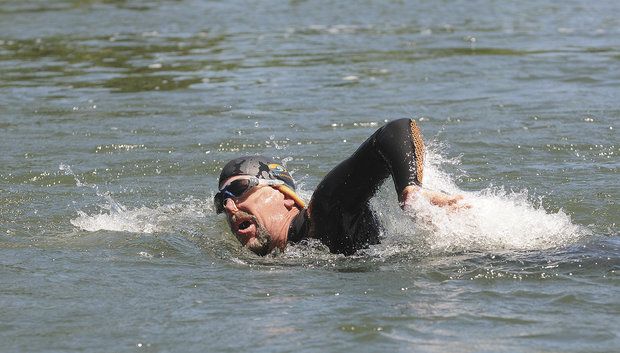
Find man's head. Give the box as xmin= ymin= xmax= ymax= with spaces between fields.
xmin=214 ymin=156 xmax=305 ymax=255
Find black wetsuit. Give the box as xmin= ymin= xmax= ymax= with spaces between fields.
xmin=287 ymin=118 xmax=425 ymax=255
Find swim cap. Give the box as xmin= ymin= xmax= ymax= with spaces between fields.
xmin=218 ymin=156 xmax=305 ymax=208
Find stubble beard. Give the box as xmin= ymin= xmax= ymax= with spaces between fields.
xmin=249 ymin=223 xmax=272 ymax=256
xmin=234 ymin=210 xmax=273 ymax=256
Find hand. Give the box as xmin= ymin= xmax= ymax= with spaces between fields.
xmin=422 ymin=189 xmax=464 ymax=207
xmin=401 ymin=185 xmax=470 ymax=211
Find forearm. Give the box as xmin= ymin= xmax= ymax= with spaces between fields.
xmin=311 ymin=118 xmax=425 ymax=211
xmin=372 ymin=118 xmax=425 ymax=201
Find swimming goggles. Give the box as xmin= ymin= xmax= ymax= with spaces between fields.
xmin=214 ymin=177 xmax=285 ymax=214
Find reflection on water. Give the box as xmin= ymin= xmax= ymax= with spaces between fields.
xmin=0 ymin=33 xmax=228 ymax=92
xmin=4 ymin=33 xmax=617 ymax=93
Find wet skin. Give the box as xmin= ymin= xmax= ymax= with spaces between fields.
xmin=220 ymin=176 xmax=300 ymax=255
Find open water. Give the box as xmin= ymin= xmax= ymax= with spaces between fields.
xmin=1 ymin=0 xmax=618 ymax=352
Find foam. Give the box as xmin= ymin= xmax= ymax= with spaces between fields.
xmin=69 ymin=198 xmax=211 ymax=234
xmin=372 ymin=143 xmax=588 ymax=256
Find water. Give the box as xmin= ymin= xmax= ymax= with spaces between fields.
xmin=1 ymin=0 xmax=618 ymax=351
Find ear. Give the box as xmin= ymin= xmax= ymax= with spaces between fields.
xmin=283 ymin=196 xmax=296 ymax=210
xmin=274 ymin=185 xmax=301 ymax=210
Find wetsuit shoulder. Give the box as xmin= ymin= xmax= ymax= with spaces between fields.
xmin=307 ymin=118 xmax=425 ymax=255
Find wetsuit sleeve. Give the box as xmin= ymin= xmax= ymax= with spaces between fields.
xmin=308 ymin=118 xmax=424 ymax=254
xmin=313 ymin=118 xmax=424 ymax=208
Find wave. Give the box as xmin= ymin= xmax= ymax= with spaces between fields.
xmin=69 ymin=198 xmax=211 ymax=234
xmin=60 ymin=163 xmax=212 ymax=234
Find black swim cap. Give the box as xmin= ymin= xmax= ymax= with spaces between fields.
xmin=218 ymin=155 xmax=296 ymax=191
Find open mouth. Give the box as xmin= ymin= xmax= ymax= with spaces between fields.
xmin=238 ymin=220 xmax=252 ymax=230
xmin=227 ymin=212 xmax=270 ymax=255
xmin=231 ymin=214 xmax=257 ymax=241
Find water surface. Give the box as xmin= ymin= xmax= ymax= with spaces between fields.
xmin=1 ymin=0 xmax=618 ymax=352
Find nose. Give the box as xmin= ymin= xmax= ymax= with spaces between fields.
xmin=223 ymin=198 xmax=238 ymax=214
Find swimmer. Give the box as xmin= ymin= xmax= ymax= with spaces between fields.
xmin=214 ymin=118 xmax=466 ymax=256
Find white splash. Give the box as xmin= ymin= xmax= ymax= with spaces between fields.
xmin=372 ymin=144 xmax=588 ymax=255
xmin=405 ymin=188 xmax=584 ymax=253
xmin=70 ymin=198 xmax=211 ymax=234
xmin=60 ymin=163 xmax=211 ymax=234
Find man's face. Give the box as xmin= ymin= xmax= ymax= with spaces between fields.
xmin=219 ymin=176 xmax=291 ymax=255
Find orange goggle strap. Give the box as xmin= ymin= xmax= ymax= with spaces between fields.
xmin=275 ymin=184 xmax=306 ymax=209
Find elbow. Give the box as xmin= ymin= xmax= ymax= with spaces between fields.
xmin=374 ymin=118 xmax=413 ymax=146
xmin=381 ymin=118 xmax=412 ymax=134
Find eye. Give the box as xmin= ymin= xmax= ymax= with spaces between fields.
xmin=226 ymin=179 xmax=251 ymax=196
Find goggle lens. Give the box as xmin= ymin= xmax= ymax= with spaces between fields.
xmin=213 ymin=178 xmax=258 ymax=214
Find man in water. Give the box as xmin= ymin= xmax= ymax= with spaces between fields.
xmin=213 ymin=118 xmax=464 ymax=256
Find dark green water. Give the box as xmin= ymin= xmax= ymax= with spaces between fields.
xmin=1 ymin=0 xmax=618 ymax=352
